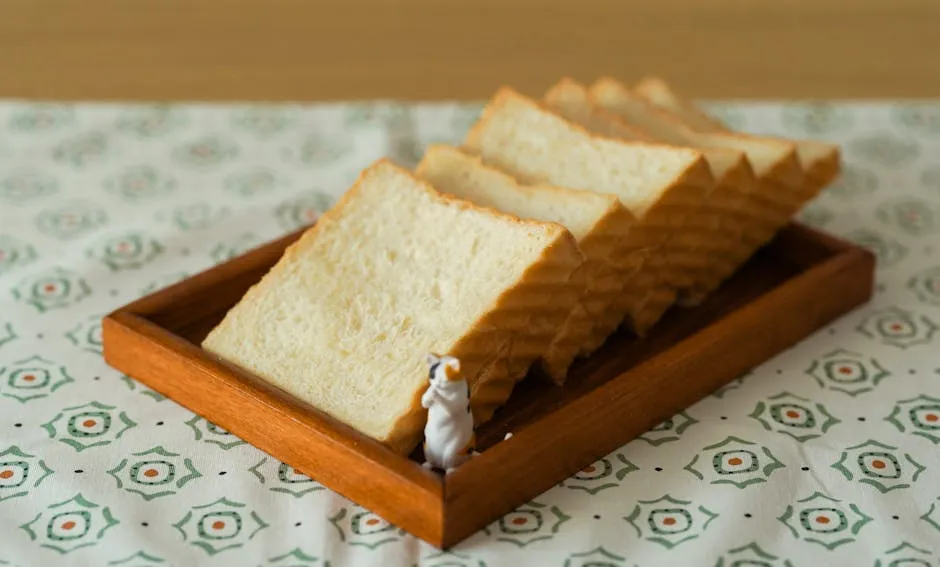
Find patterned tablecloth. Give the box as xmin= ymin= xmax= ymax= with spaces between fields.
xmin=0 ymin=98 xmax=939 ymax=567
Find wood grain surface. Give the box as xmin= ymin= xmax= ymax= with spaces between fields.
xmin=100 ymin=222 xmax=874 ymax=549
xmin=5 ymin=0 xmax=940 ymax=102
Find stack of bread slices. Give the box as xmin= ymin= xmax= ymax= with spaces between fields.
xmin=202 ymin=77 xmax=841 ymax=456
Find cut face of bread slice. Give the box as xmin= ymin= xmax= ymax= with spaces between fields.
xmin=202 ymin=160 xmax=585 ymax=455
xmin=464 ymin=86 xmax=716 ymax=335
xmin=415 ymin=144 xmax=646 ymax=383
xmin=549 ymin=78 xmax=755 ymax=309
xmin=633 ymin=76 xmax=841 ymax=198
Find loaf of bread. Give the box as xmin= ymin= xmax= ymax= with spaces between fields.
xmin=202 ymin=160 xmax=585 ymax=455
xmin=415 ymin=144 xmax=647 ymax=383
xmin=464 ymin=86 xmax=716 ymax=335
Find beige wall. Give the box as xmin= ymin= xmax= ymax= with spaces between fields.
xmin=4 ymin=0 xmax=940 ymax=101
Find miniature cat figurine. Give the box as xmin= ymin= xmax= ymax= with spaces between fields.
xmin=421 ymin=353 xmax=476 ymax=474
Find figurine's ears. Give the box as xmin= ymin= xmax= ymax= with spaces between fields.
xmin=426 ymin=352 xmax=441 ymax=366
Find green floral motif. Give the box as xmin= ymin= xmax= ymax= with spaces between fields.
xmin=274 ymin=192 xmax=333 ymax=231
xmin=715 ymin=542 xmax=793 ymax=567
xmin=107 ymin=550 xmax=166 ymax=566
xmin=169 ymin=202 xmax=230 ymax=230
xmin=173 ymin=136 xmax=238 ymax=167
xmin=885 ymin=394 xmax=940 ymax=444
xmin=796 ymin=203 xmax=833 ymax=228
xmin=921 ymin=498 xmax=940 ymax=534
xmin=831 ymin=440 xmax=925 ymax=493
xmin=19 ymin=493 xmax=118 ymax=554
xmin=0 ymin=355 xmax=75 ymax=403
xmin=781 ymin=103 xmax=853 ymax=134
xmin=247 ymin=457 xmax=324 ymax=497
xmin=415 ymin=550 xmax=487 ymax=567
xmin=806 ymin=348 xmax=891 ymax=395
xmin=876 ymin=197 xmax=940 ymax=236
xmin=231 ymin=107 xmax=298 ymax=136
xmin=637 ymin=411 xmax=698 ymax=446
xmin=116 ymin=106 xmax=184 ymax=137
xmin=104 ymin=165 xmax=176 ymax=202
xmin=118 ymin=374 xmax=165 ymax=402
xmin=65 ymin=314 xmax=103 ymax=354
xmin=52 ymin=131 xmax=109 ymax=166
xmin=778 ymin=491 xmax=871 ymax=550
xmin=8 ymin=104 xmax=73 ymax=131
xmin=88 ymin=232 xmax=164 ymax=271
xmin=624 ymin=495 xmax=718 ymax=549
xmin=0 ymin=446 xmax=54 ymax=502
xmin=35 ymin=201 xmax=108 ymax=240
xmin=210 ymin=233 xmax=263 ymax=264
xmin=107 ymin=446 xmax=202 ymax=500
xmin=749 ymin=392 xmax=840 ymax=442
xmin=0 ymin=171 xmax=59 ymax=203
xmin=827 ymin=165 xmax=879 ymax=199
xmin=892 ymin=103 xmax=940 ymax=133
xmin=296 ymin=133 xmax=353 ymax=166
xmin=907 ymin=265 xmax=940 ymax=305
xmin=0 ymin=323 xmax=16 ymax=351
xmin=856 ymin=307 xmax=939 ymax=349
xmin=0 ymin=234 xmax=37 ymax=275
xmin=12 ymin=267 xmax=92 ymax=312
xmin=561 ymin=453 xmax=638 ymax=494
xmin=561 ymin=547 xmax=629 ymax=567
xmin=342 ymin=103 xmax=409 ymax=127
xmin=262 ymin=548 xmax=320 ymax=566
xmin=483 ymin=500 xmax=570 ymax=547
xmin=42 ymin=401 xmax=137 ymax=452
xmin=713 ymin=373 xmax=748 ymax=399
xmin=388 ymin=135 xmax=427 ymax=169
xmin=185 ymin=416 xmax=245 ymax=449
xmin=844 ymin=229 xmax=908 ymax=268
xmin=329 ymin=505 xmax=405 ymax=549
xmin=173 ymin=497 xmax=269 ymax=556
xmin=684 ymin=436 xmax=785 ymax=488
xmin=224 ymin=168 xmax=282 ymax=197
xmin=873 ymin=542 xmax=934 ymax=567
xmin=849 ymin=133 xmax=920 ymax=166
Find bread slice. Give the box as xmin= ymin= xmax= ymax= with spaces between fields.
xmin=415 ymin=144 xmax=646 ymax=383
xmin=546 ymin=78 xmax=754 ymax=305
xmin=633 ymin=76 xmax=841 ymax=199
xmin=590 ymin=77 xmax=808 ymax=302
xmin=463 ymin=86 xmax=716 ymax=335
xmin=202 ymin=160 xmax=585 ymax=455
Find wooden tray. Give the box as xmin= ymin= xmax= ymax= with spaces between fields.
xmin=101 ymin=222 xmax=875 ymax=549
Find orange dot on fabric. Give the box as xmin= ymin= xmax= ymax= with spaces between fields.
xmin=662 ymin=517 xmax=676 ymax=526
xmin=728 ymin=457 xmax=743 ymax=466
xmin=872 ymin=460 xmax=886 ymax=469
xmin=306 ymin=210 xmax=317 ymax=220
xmin=815 ymin=516 xmax=830 ymax=524
xmin=44 ymin=284 xmax=56 ymax=292
xmin=366 ymin=518 xmax=380 ymax=526
xmin=890 ymin=323 xmax=903 ymax=331
xmin=511 ymin=517 xmax=527 ymax=525
xmin=926 ymin=414 xmax=939 ymax=422
xmin=82 ymin=419 xmax=96 ymax=428
xmin=582 ymin=465 xmax=596 ymax=473
xmin=212 ymin=521 xmax=225 ymax=530
xmin=143 ymin=469 xmax=158 ymax=477
xmin=23 ymin=374 xmax=35 ymax=382
xmin=786 ymin=410 xmax=800 ymax=418
xmin=61 ymin=521 xmax=76 ymax=530
xmin=838 ymin=367 xmax=852 ymax=374
xmin=0 ymin=470 xmax=13 ymax=479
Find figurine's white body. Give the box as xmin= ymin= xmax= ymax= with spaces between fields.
xmin=421 ymin=354 xmax=475 ymax=473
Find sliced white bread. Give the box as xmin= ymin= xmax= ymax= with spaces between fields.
xmin=415 ymin=144 xmax=647 ymax=383
xmin=202 ymin=160 xmax=585 ymax=455
xmin=463 ymin=86 xmax=716 ymax=335
xmin=633 ymin=76 xmax=841 ymax=200
xmin=591 ymin=78 xmax=807 ymax=302
xmin=546 ymin=78 xmax=754 ymax=305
